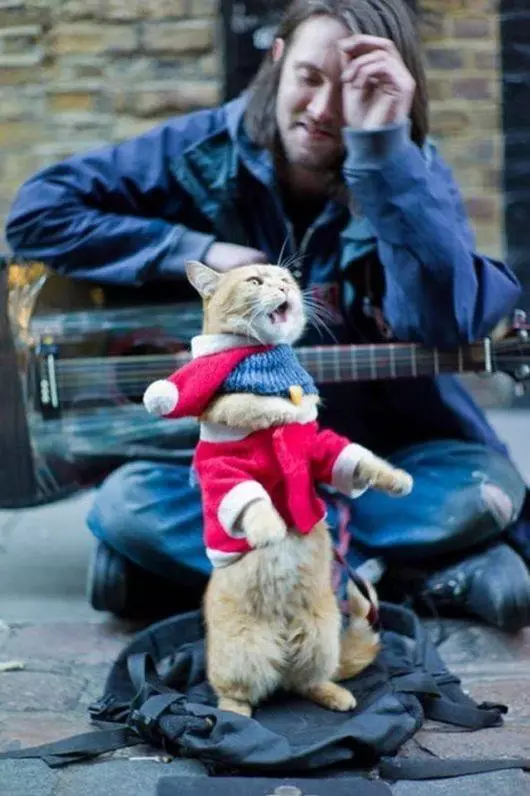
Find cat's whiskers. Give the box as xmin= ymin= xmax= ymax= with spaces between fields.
xmin=302 ymin=296 xmax=337 ymax=324
xmin=278 ymin=252 xmax=307 ymax=274
xmin=277 ymin=236 xmax=290 ymax=269
xmin=302 ymin=297 xmax=338 ymax=342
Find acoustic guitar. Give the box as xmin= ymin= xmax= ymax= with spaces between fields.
xmin=1 ymin=259 xmax=529 ymax=509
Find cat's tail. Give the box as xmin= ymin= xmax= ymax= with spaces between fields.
xmin=334 ymin=577 xmax=381 ymax=682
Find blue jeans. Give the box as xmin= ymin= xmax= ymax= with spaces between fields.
xmin=86 ymin=440 xmax=527 ymax=583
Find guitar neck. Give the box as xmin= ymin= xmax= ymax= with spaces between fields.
xmin=296 ymin=341 xmax=487 ymax=383
xmin=76 ymin=340 xmax=488 ymax=386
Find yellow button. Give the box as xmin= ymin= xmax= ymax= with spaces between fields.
xmin=289 ymin=385 xmax=303 ymax=405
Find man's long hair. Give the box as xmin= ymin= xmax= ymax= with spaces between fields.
xmin=244 ymin=0 xmax=429 ymax=151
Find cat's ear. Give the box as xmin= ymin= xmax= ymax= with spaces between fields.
xmin=185 ymin=261 xmax=221 ymax=299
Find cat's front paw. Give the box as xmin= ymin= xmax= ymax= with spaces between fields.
xmin=241 ymin=500 xmax=287 ymax=548
xmin=355 ymin=455 xmax=413 ymax=497
xmin=371 ymin=465 xmax=413 ymax=497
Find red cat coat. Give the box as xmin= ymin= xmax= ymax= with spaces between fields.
xmin=148 ymin=345 xmax=366 ymax=568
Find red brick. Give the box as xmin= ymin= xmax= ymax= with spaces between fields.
xmin=453 ymin=16 xmax=493 ymax=38
xmin=452 ymin=77 xmax=494 ymax=101
xmin=426 ymin=48 xmax=465 ymax=70
xmin=419 ymin=10 xmax=446 ymax=41
xmin=474 ymin=50 xmax=499 ymax=70
xmin=465 ymin=196 xmax=498 ymax=222
xmin=430 ymin=109 xmax=472 ymax=137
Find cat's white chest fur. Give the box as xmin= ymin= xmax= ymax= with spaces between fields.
xmin=201 ymin=393 xmax=319 ymax=439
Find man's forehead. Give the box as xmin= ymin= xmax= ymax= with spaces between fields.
xmin=287 ymin=16 xmax=350 ymax=68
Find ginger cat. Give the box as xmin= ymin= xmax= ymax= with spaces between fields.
xmin=144 ymin=260 xmax=413 ymax=718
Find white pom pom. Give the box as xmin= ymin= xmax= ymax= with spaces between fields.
xmin=143 ymin=380 xmax=179 ymax=416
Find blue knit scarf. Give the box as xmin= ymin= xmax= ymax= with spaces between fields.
xmin=221 ymin=344 xmax=317 ymax=399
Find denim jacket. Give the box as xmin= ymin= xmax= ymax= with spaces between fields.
xmin=5 ymin=95 xmax=523 ymax=461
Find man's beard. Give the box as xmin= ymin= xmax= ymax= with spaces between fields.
xmin=275 ymin=133 xmax=346 ymax=200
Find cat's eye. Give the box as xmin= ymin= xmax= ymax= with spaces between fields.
xmin=246 ymin=277 xmax=262 ymax=286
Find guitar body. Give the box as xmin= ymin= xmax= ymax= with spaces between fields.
xmin=2 ymin=262 xmax=203 ymax=508
xmin=2 ymin=260 xmax=528 ymax=509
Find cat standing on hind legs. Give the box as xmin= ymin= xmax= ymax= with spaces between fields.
xmin=143 ymin=259 xmax=413 ymax=718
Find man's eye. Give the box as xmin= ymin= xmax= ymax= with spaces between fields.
xmin=298 ymin=71 xmax=320 ymax=86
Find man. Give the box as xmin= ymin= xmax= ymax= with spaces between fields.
xmin=6 ymin=0 xmax=530 ymax=629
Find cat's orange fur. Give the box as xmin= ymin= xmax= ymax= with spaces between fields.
xmin=186 ymin=260 xmax=411 ymax=717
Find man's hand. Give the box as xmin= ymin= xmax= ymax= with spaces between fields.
xmin=339 ymin=35 xmax=415 ymax=130
xmin=204 ymin=242 xmax=268 ymax=272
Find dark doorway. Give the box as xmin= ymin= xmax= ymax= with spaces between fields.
xmin=501 ymin=0 xmax=530 ymax=311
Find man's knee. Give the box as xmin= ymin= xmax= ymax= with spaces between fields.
xmin=86 ymin=460 xmax=194 ymax=544
xmin=481 ymin=483 xmax=518 ymax=529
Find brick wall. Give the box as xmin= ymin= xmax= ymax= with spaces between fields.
xmin=0 ymin=0 xmax=504 ymax=260
xmin=420 ymin=0 xmax=504 ymax=259
xmin=0 ymin=0 xmax=221 ymax=243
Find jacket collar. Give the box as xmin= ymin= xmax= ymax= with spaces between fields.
xmin=191 ymin=333 xmax=261 ymax=359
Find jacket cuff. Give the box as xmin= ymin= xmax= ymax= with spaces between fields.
xmin=157 ymin=227 xmax=216 ymax=277
xmin=342 ymin=120 xmax=411 ymax=172
xmin=331 ymin=444 xmax=372 ymax=498
xmin=218 ymin=481 xmax=271 ymax=538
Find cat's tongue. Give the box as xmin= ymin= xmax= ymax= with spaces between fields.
xmin=269 ymin=301 xmax=289 ymax=324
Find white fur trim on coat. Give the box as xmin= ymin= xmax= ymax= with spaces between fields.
xmin=218 ymin=480 xmax=271 ymax=537
xmin=205 ymin=548 xmax=245 ymax=568
xmin=331 ymin=443 xmax=372 ymax=498
xmin=199 ymin=421 xmax=251 ymax=442
xmin=143 ymin=379 xmax=179 ymax=416
xmin=191 ymin=333 xmax=258 ymax=359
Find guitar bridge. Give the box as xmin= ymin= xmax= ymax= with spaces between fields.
xmin=35 ymin=338 xmax=61 ymax=419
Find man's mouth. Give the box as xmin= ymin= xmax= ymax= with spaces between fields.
xmin=268 ymin=301 xmax=290 ymax=324
xmin=296 ymin=122 xmax=335 ymax=140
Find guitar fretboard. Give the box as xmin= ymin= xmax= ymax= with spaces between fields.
xmin=52 ymin=340 xmax=487 ymax=390
xmin=296 ymin=342 xmax=482 ymax=383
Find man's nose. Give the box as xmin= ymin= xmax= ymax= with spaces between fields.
xmin=307 ymin=86 xmax=337 ymax=125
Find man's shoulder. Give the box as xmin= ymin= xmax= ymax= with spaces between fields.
xmin=157 ymin=95 xmax=247 ymax=154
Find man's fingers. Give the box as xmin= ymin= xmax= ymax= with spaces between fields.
xmin=338 ymin=34 xmax=398 ymax=58
xmin=341 ymin=51 xmax=392 ymax=85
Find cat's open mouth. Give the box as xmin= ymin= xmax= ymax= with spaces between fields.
xmin=268 ymin=301 xmax=290 ymax=324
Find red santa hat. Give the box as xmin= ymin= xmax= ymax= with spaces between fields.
xmin=143 ymin=345 xmax=266 ymax=420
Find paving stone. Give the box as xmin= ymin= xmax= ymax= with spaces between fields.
xmin=0 ymin=511 xmax=20 ymax=547
xmin=0 ymin=619 xmax=10 ymax=653
xmin=501 ymin=628 xmax=530 ymax=662
xmin=462 ymin=678 xmax=530 ymax=722
xmin=54 ymin=757 xmax=208 ymax=796
xmin=415 ymin=724 xmax=530 ymax=760
xmin=3 ymin=621 xmax=136 ymax=665
xmin=75 ymin=663 xmax=112 ymax=710
xmin=436 ymin=622 xmax=523 ymax=668
xmin=391 ymin=770 xmax=530 ymax=796
xmin=0 ymin=711 xmax=93 ymax=752
xmin=0 ymin=759 xmax=57 ymax=796
xmin=0 ymin=670 xmax=84 ymax=712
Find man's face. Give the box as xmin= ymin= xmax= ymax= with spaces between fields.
xmin=274 ymin=15 xmax=350 ymax=172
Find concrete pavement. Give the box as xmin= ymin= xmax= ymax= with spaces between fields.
xmin=0 ymin=409 xmax=529 ymax=795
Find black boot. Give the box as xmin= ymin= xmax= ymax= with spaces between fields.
xmin=86 ymin=541 xmax=206 ymax=620
xmin=421 ymin=543 xmax=530 ymax=633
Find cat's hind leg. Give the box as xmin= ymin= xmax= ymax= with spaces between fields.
xmin=205 ymin=609 xmax=284 ymax=717
xmin=286 ymin=590 xmax=357 ymax=712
